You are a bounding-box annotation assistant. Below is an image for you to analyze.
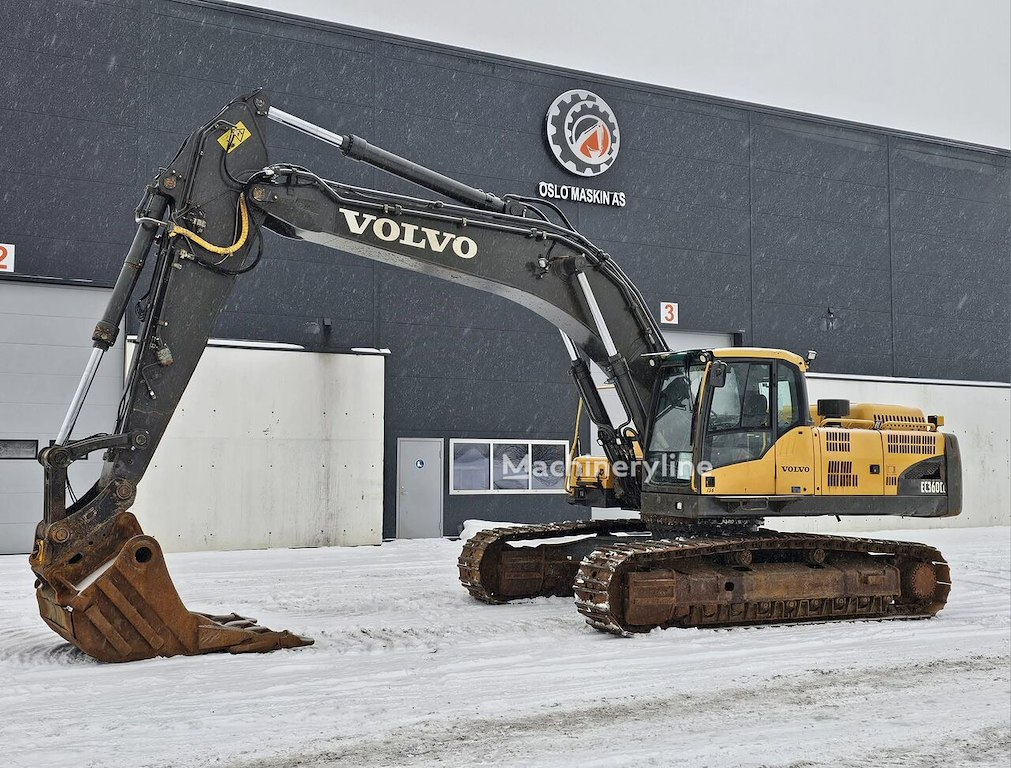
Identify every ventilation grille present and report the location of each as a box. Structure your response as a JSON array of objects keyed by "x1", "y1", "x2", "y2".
[
  {"x1": 887, "y1": 433, "x2": 937, "y2": 455},
  {"x1": 886, "y1": 476, "x2": 898, "y2": 487},
  {"x1": 827, "y1": 460, "x2": 859, "y2": 488},
  {"x1": 875, "y1": 412, "x2": 929, "y2": 431},
  {"x1": 825, "y1": 432, "x2": 851, "y2": 452}
]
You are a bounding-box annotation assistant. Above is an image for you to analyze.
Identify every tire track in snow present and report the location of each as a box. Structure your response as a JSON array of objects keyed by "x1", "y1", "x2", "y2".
[{"x1": 223, "y1": 654, "x2": 1010, "y2": 768}]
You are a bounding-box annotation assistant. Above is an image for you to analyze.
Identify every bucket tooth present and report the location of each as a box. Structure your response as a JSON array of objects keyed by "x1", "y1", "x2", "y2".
[{"x1": 33, "y1": 516, "x2": 311, "y2": 663}]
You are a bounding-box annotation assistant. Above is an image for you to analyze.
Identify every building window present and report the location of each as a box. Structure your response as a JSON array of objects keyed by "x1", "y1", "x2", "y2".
[{"x1": 450, "y1": 439, "x2": 569, "y2": 494}]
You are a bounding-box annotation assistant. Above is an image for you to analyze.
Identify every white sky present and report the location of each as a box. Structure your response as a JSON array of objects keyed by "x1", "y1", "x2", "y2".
[{"x1": 231, "y1": 0, "x2": 1010, "y2": 149}]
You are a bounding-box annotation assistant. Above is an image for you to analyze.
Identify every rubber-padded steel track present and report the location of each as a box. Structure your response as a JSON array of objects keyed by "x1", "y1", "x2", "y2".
[
  {"x1": 573, "y1": 530, "x2": 950, "y2": 635},
  {"x1": 458, "y1": 519, "x2": 649, "y2": 604}
]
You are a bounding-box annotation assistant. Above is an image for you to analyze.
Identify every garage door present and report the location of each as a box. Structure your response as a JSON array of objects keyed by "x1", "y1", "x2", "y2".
[{"x1": 0, "y1": 280, "x2": 123, "y2": 554}]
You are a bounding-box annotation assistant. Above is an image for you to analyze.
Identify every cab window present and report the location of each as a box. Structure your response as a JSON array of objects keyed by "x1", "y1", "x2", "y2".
[
  {"x1": 645, "y1": 363, "x2": 706, "y2": 483},
  {"x1": 704, "y1": 361, "x2": 772, "y2": 469},
  {"x1": 776, "y1": 363, "x2": 805, "y2": 433}
]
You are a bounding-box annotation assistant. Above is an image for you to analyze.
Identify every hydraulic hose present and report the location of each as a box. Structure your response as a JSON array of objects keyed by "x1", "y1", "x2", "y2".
[{"x1": 168, "y1": 195, "x2": 250, "y2": 255}]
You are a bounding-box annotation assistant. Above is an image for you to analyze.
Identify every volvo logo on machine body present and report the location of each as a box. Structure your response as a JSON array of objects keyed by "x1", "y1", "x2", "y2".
[
  {"x1": 545, "y1": 90, "x2": 620, "y2": 177},
  {"x1": 338, "y1": 208, "x2": 478, "y2": 259}
]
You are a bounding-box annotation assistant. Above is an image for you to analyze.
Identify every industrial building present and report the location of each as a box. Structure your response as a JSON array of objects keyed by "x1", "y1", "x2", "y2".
[{"x1": 1, "y1": 0, "x2": 1008, "y2": 554}]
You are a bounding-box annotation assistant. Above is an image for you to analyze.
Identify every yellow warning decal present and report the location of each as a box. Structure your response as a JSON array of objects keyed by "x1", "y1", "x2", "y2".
[{"x1": 218, "y1": 121, "x2": 252, "y2": 153}]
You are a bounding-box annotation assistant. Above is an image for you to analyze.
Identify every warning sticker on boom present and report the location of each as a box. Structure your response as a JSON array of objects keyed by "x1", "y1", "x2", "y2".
[{"x1": 217, "y1": 121, "x2": 252, "y2": 153}]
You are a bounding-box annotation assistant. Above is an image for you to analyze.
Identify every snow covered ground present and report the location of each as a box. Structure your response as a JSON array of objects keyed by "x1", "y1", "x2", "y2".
[{"x1": 1, "y1": 525, "x2": 1008, "y2": 768}]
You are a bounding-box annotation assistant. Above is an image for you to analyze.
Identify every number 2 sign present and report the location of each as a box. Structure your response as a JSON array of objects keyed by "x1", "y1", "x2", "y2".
[
  {"x1": 659, "y1": 301, "x2": 679, "y2": 325},
  {"x1": 0, "y1": 243, "x2": 13, "y2": 273}
]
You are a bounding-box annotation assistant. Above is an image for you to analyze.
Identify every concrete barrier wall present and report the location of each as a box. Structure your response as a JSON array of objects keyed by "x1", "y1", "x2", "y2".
[{"x1": 130, "y1": 343, "x2": 385, "y2": 552}]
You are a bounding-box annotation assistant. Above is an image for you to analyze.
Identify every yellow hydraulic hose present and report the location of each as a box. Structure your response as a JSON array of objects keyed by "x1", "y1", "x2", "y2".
[
  {"x1": 565, "y1": 398, "x2": 584, "y2": 493},
  {"x1": 167, "y1": 195, "x2": 250, "y2": 255}
]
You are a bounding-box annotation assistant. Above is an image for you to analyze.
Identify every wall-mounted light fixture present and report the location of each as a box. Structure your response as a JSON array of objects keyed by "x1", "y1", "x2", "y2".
[{"x1": 821, "y1": 307, "x2": 838, "y2": 331}]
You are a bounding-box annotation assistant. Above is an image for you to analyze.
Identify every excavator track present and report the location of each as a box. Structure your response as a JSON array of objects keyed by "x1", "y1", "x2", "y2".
[
  {"x1": 458, "y1": 519, "x2": 649, "y2": 604},
  {"x1": 573, "y1": 531, "x2": 950, "y2": 635}
]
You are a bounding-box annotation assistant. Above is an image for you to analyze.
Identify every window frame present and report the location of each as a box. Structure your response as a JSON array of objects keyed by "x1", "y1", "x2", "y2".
[
  {"x1": 449, "y1": 438, "x2": 570, "y2": 495},
  {"x1": 775, "y1": 362, "x2": 807, "y2": 434}
]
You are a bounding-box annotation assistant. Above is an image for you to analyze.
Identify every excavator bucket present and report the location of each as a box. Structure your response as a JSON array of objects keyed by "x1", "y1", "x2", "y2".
[{"x1": 31, "y1": 512, "x2": 311, "y2": 663}]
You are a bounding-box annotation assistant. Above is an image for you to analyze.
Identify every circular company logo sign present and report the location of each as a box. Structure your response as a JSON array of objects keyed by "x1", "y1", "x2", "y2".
[{"x1": 545, "y1": 90, "x2": 620, "y2": 177}]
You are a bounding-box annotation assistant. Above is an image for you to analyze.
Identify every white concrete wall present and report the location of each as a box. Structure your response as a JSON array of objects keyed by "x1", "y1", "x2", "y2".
[
  {"x1": 776, "y1": 374, "x2": 1011, "y2": 532},
  {"x1": 129, "y1": 343, "x2": 384, "y2": 552}
]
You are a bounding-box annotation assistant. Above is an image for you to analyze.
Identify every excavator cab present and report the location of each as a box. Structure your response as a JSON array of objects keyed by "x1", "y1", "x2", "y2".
[
  {"x1": 569, "y1": 345, "x2": 960, "y2": 523},
  {"x1": 644, "y1": 348, "x2": 810, "y2": 502}
]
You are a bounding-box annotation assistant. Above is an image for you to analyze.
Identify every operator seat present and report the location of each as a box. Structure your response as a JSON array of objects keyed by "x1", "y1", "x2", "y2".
[{"x1": 741, "y1": 392, "x2": 769, "y2": 428}]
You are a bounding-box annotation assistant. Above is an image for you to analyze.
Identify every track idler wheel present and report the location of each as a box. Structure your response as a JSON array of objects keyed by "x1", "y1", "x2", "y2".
[
  {"x1": 901, "y1": 560, "x2": 940, "y2": 601},
  {"x1": 31, "y1": 513, "x2": 311, "y2": 663}
]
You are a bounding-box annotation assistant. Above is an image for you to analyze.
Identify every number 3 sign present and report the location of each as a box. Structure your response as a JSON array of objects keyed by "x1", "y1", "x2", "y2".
[
  {"x1": 0, "y1": 243, "x2": 13, "y2": 273},
  {"x1": 659, "y1": 301, "x2": 679, "y2": 325}
]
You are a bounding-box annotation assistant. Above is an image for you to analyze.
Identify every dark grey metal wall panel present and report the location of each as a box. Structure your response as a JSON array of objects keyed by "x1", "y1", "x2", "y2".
[
  {"x1": 753, "y1": 169, "x2": 889, "y2": 227},
  {"x1": 0, "y1": 112, "x2": 137, "y2": 184},
  {"x1": 749, "y1": 113, "x2": 905, "y2": 379},
  {"x1": 752, "y1": 214, "x2": 891, "y2": 272},
  {"x1": 376, "y1": 59, "x2": 562, "y2": 143},
  {"x1": 755, "y1": 257, "x2": 892, "y2": 313},
  {"x1": 593, "y1": 240, "x2": 752, "y2": 336},
  {"x1": 891, "y1": 140, "x2": 1011, "y2": 202},
  {"x1": 383, "y1": 325, "x2": 568, "y2": 385},
  {"x1": 614, "y1": 94, "x2": 750, "y2": 165},
  {"x1": 892, "y1": 187, "x2": 1008, "y2": 242},
  {"x1": 3, "y1": 0, "x2": 143, "y2": 66},
  {"x1": 212, "y1": 311, "x2": 376, "y2": 351},
  {"x1": 752, "y1": 115, "x2": 889, "y2": 186},
  {"x1": 0, "y1": 49, "x2": 141, "y2": 124},
  {"x1": 0, "y1": 173, "x2": 138, "y2": 281},
  {"x1": 0, "y1": 0, "x2": 142, "y2": 281},
  {"x1": 583, "y1": 195, "x2": 752, "y2": 253},
  {"x1": 383, "y1": 367, "x2": 572, "y2": 435},
  {"x1": 377, "y1": 268, "x2": 539, "y2": 332},
  {"x1": 4, "y1": 0, "x2": 1009, "y2": 539},
  {"x1": 889, "y1": 139, "x2": 1010, "y2": 381},
  {"x1": 753, "y1": 302, "x2": 895, "y2": 377}
]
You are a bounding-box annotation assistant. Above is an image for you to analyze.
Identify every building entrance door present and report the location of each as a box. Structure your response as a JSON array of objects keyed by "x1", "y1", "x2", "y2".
[{"x1": 396, "y1": 438, "x2": 443, "y2": 538}]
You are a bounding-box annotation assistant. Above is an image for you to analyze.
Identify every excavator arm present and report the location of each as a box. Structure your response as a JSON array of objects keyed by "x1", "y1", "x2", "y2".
[{"x1": 30, "y1": 90, "x2": 666, "y2": 662}]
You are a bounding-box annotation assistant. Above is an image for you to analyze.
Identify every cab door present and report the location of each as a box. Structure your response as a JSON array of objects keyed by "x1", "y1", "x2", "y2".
[
  {"x1": 774, "y1": 362, "x2": 816, "y2": 495},
  {"x1": 699, "y1": 360, "x2": 777, "y2": 495}
]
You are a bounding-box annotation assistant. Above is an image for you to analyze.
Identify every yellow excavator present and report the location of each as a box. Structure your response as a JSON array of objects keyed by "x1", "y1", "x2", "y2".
[
  {"x1": 30, "y1": 91, "x2": 957, "y2": 661},
  {"x1": 460, "y1": 346, "x2": 955, "y2": 633}
]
